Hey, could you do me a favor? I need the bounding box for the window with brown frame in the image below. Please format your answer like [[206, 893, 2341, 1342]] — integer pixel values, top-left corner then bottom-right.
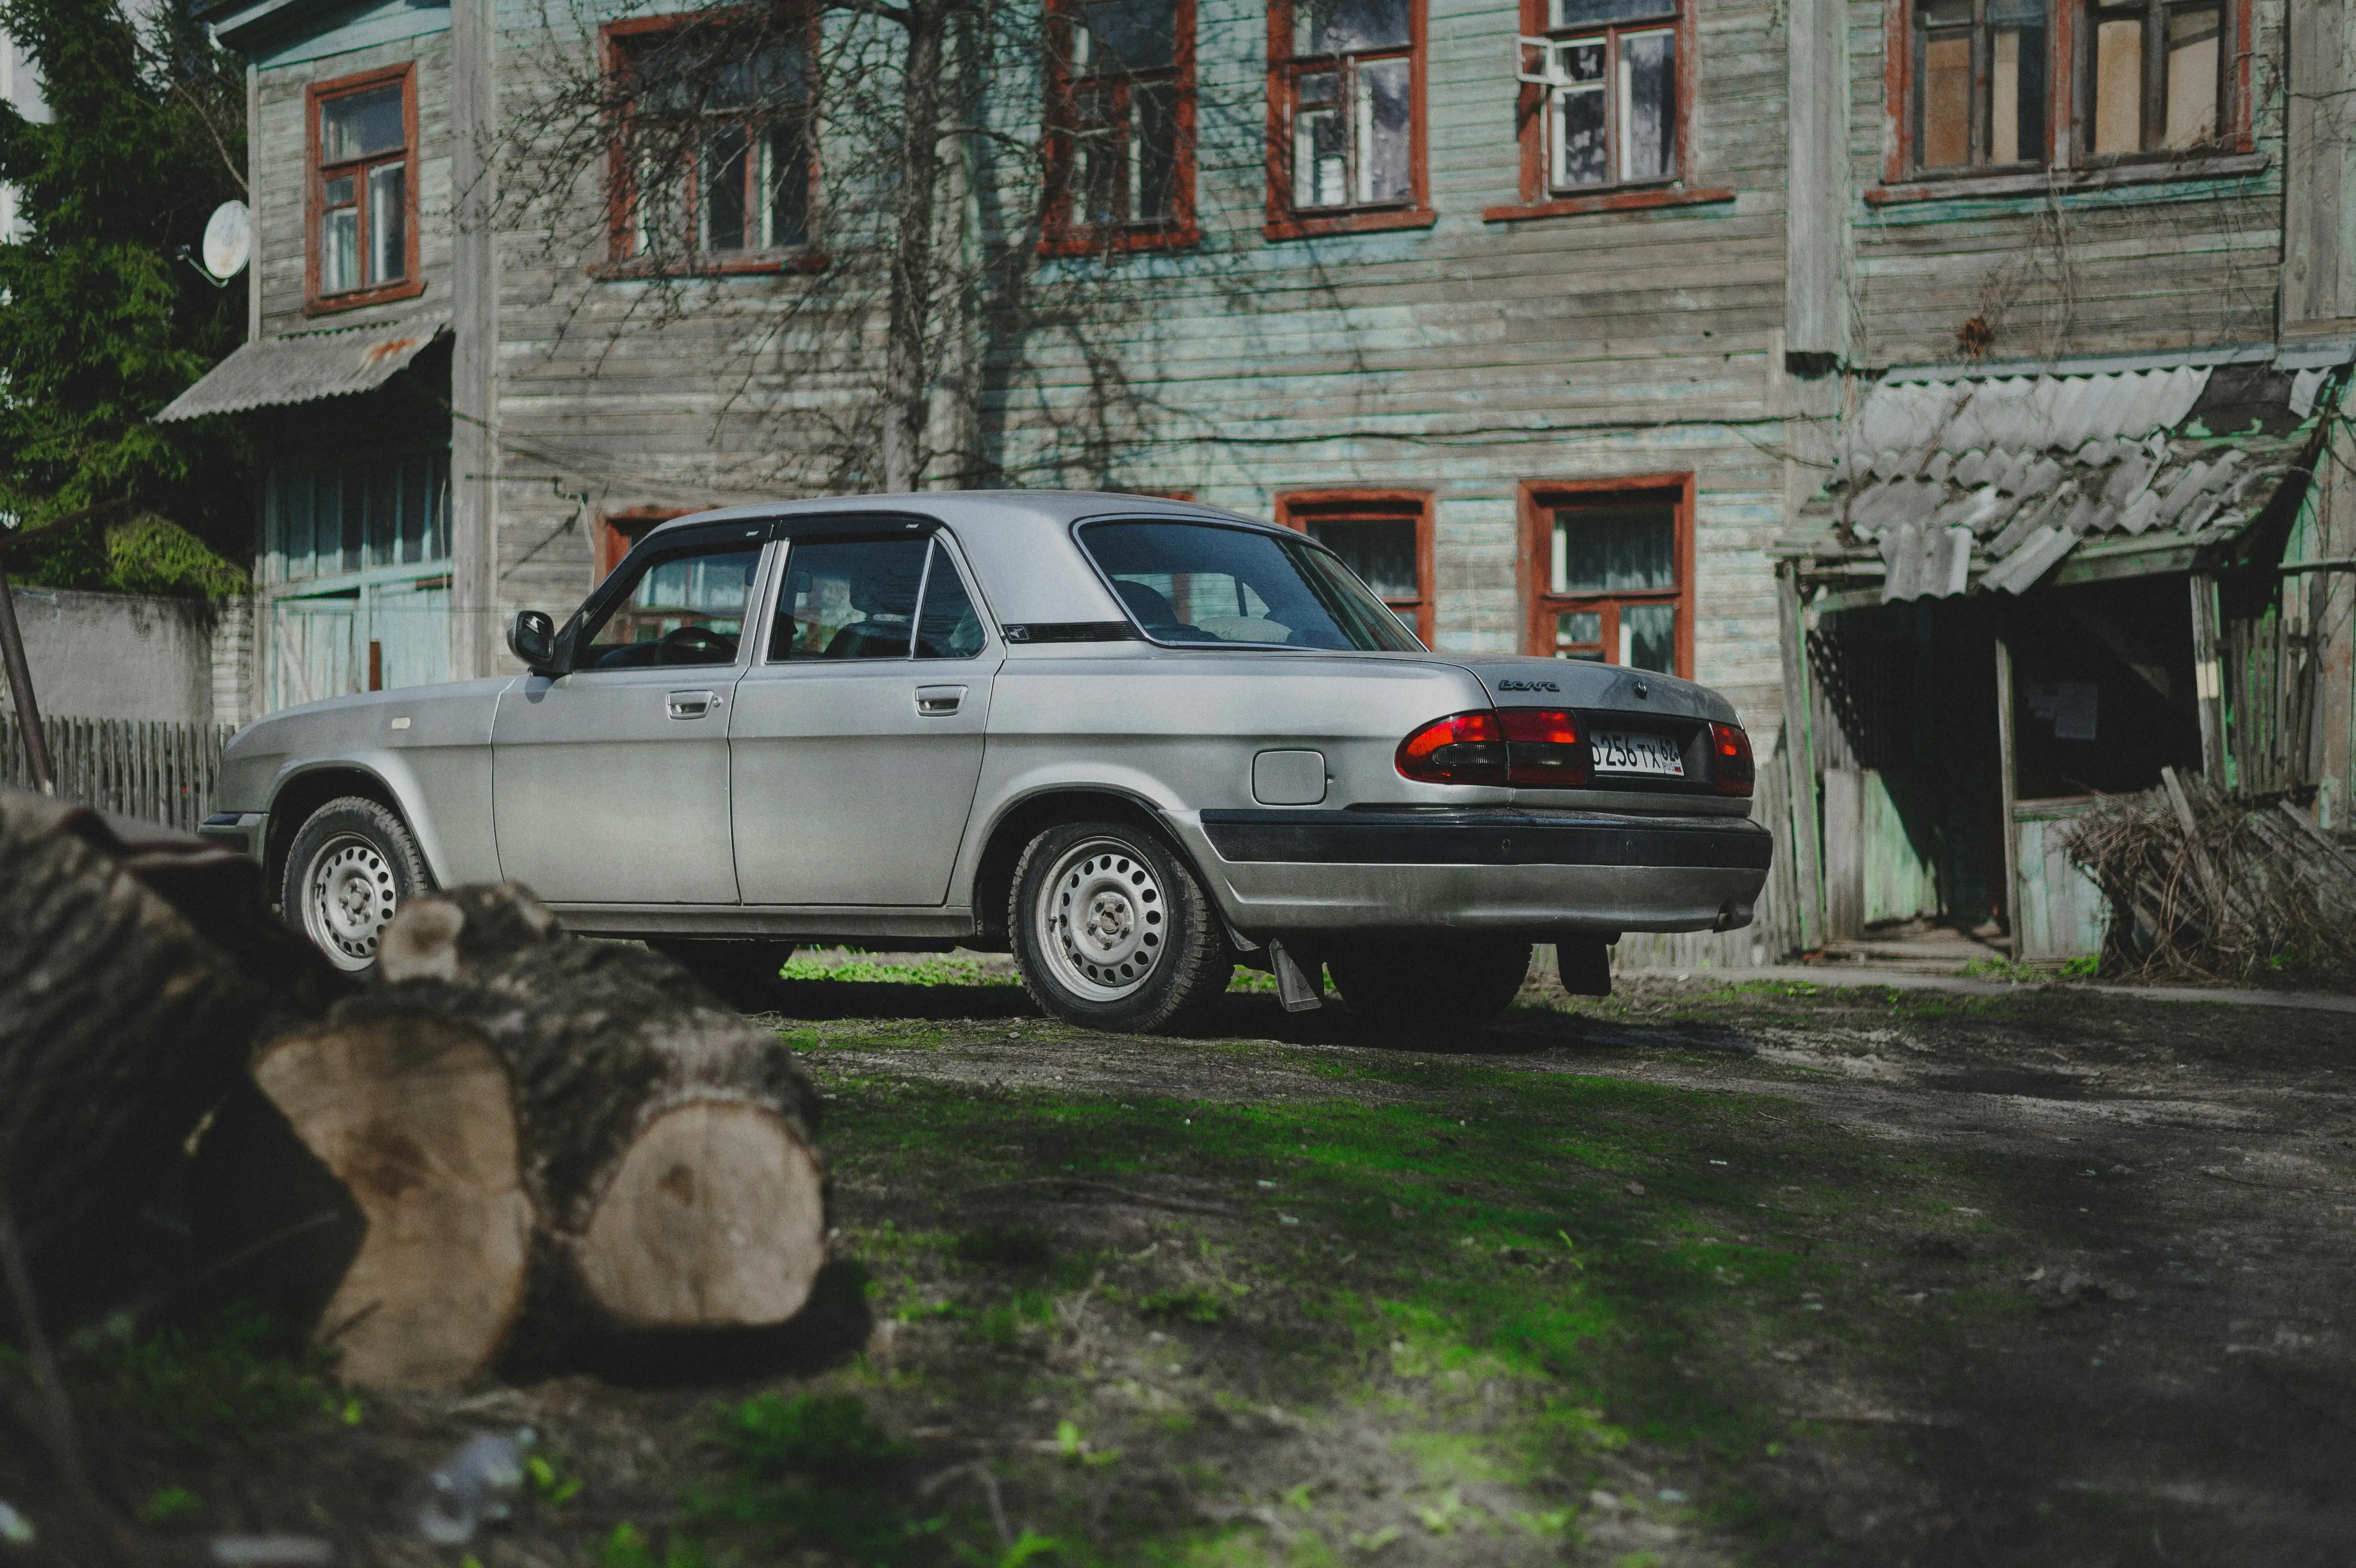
[[1890, 0, 2243, 179], [1045, 0, 1196, 252], [597, 508, 688, 581], [1521, 479, 1692, 678], [1516, 0, 1685, 194], [1278, 491, 1432, 647], [1265, 0, 1431, 238], [308, 66, 420, 311], [605, 12, 816, 267]]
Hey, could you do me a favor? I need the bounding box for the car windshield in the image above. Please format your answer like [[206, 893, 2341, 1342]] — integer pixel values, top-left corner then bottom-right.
[[1079, 521, 1423, 652]]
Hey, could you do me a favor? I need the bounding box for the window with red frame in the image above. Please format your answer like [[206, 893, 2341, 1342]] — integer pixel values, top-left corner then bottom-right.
[[607, 13, 814, 263], [597, 509, 687, 581], [1516, 0, 1683, 193], [309, 67, 418, 308], [1895, 0, 2241, 176], [1267, 0, 1427, 232], [1278, 491, 1432, 647], [1047, 0, 1194, 249], [1523, 480, 1691, 677]]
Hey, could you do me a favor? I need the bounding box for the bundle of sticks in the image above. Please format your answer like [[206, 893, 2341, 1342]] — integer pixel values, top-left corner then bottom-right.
[[2063, 767, 2356, 985]]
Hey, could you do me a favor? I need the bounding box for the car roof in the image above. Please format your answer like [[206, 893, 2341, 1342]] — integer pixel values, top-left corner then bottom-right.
[[642, 491, 1289, 628]]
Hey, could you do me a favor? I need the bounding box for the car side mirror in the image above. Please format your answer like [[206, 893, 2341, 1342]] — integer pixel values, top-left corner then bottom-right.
[[507, 610, 563, 675]]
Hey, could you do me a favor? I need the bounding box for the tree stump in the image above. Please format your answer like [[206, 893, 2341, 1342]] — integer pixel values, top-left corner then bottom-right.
[[248, 885, 830, 1386]]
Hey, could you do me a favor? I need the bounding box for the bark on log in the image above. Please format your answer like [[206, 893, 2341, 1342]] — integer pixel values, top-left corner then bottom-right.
[[0, 788, 338, 1319], [251, 885, 830, 1387]]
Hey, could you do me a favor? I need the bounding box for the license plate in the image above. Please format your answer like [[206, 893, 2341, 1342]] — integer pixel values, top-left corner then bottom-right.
[[1592, 730, 1686, 777]]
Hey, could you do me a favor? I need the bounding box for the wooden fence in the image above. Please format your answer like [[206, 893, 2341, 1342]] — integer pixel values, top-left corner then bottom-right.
[[0, 713, 238, 833]]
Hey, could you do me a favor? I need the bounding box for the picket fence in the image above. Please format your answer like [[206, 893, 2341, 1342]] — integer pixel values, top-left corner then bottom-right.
[[0, 713, 238, 833]]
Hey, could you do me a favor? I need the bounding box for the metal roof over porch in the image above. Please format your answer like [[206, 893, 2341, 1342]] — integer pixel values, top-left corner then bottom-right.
[[153, 318, 450, 423], [1788, 350, 2352, 604]]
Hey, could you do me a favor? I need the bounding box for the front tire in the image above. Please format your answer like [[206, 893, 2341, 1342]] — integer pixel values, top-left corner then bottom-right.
[[1009, 819, 1230, 1034], [281, 796, 431, 975], [1326, 936, 1533, 1039]]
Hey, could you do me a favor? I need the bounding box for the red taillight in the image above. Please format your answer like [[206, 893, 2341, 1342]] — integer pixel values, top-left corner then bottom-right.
[[1710, 721, 1755, 797], [1396, 710, 1505, 784], [1500, 708, 1589, 787]]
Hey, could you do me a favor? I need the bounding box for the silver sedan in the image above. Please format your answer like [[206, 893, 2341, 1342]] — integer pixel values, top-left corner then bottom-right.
[[202, 493, 1771, 1033]]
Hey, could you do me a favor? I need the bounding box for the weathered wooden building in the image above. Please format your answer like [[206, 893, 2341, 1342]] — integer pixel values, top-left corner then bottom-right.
[[162, 0, 2354, 961]]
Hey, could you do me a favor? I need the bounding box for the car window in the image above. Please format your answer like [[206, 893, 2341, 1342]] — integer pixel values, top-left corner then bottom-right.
[[771, 537, 928, 659], [916, 546, 986, 659], [579, 542, 762, 668], [1079, 520, 1422, 652]]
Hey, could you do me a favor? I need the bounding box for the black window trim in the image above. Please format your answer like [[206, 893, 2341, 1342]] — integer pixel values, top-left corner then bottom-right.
[[558, 520, 773, 673], [759, 519, 997, 665]]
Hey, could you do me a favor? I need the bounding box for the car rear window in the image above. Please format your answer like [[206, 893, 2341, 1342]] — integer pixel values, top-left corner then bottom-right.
[[1079, 520, 1423, 652]]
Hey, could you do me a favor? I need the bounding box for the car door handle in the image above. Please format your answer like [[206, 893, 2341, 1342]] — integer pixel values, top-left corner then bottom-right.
[[915, 684, 966, 717], [667, 689, 723, 720]]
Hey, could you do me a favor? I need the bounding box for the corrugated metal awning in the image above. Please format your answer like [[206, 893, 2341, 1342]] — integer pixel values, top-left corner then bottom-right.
[[153, 317, 449, 423], [1804, 352, 2352, 602]]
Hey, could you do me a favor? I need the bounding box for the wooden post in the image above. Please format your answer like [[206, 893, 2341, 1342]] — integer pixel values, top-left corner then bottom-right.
[[2190, 572, 2227, 787], [0, 566, 55, 795], [1994, 620, 2021, 960], [1774, 562, 1825, 951]]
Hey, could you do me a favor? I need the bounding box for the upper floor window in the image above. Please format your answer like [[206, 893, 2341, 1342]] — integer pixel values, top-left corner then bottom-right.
[[1519, 0, 1682, 192], [308, 67, 419, 310], [2089, 0, 2224, 155], [1897, 0, 2239, 177], [606, 13, 815, 267], [1265, 0, 1432, 238], [1521, 478, 1693, 677], [1046, 0, 1196, 252]]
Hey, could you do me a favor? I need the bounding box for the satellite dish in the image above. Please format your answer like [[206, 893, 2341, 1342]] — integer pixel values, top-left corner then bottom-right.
[[200, 200, 251, 281]]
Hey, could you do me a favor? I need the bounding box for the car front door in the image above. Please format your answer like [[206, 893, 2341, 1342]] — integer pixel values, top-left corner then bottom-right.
[[491, 523, 770, 904], [729, 525, 1000, 905]]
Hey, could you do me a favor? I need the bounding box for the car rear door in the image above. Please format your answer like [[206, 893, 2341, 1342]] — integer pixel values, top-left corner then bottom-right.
[[728, 521, 1001, 905], [490, 522, 770, 904]]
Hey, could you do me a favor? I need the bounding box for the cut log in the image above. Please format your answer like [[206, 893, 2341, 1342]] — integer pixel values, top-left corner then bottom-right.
[[0, 788, 334, 1319], [247, 885, 830, 1386]]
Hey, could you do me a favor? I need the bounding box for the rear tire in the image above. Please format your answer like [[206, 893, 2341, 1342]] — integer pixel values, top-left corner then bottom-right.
[[646, 940, 799, 1008], [1326, 936, 1533, 1040], [282, 796, 432, 976], [1009, 819, 1230, 1034]]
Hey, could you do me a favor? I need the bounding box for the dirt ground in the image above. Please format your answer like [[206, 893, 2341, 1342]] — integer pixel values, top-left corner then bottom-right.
[[18, 958, 2355, 1568]]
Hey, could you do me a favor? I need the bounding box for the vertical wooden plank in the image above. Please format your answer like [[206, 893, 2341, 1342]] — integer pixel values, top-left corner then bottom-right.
[[1774, 563, 1824, 950], [1994, 624, 2022, 961], [1786, 0, 1850, 361], [450, 0, 500, 684], [2190, 573, 2226, 787], [1822, 767, 1864, 940]]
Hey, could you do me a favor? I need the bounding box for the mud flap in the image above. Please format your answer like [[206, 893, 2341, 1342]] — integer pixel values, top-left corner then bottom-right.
[[1266, 939, 1325, 1012]]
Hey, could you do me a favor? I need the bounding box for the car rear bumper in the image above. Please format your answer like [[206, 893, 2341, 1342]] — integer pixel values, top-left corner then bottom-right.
[[1178, 807, 1773, 937]]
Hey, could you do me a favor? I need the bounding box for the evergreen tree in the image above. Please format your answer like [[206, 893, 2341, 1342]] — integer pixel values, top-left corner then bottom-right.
[[0, 0, 248, 590]]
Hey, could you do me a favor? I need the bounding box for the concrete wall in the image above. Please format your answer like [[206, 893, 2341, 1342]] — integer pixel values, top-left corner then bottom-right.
[[2, 588, 225, 723]]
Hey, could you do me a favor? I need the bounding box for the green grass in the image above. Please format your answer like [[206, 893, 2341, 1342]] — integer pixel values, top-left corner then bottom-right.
[[783, 950, 1021, 987]]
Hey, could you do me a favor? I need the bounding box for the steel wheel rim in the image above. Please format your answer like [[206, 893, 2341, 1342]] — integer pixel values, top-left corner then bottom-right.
[[303, 832, 398, 970], [1035, 837, 1167, 1002]]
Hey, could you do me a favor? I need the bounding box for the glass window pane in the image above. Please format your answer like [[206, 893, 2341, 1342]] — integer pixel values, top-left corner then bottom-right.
[[1550, 0, 1677, 24], [1621, 603, 1675, 673], [1617, 28, 1675, 180], [2164, 6, 2220, 148], [367, 162, 404, 282], [320, 204, 358, 294], [763, 124, 810, 247], [703, 125, 748, 250], [1555, 610, 1603, 659], [1553, 506, 1675, 594], [1296, 0, 1409, 56], [321, 85, 403, 163], [1135, 81, 1178, 219], [1920, 30, 1972, 167], [916, 547, 986, 659], [2094, 17, 2144, 153], [773, 538, 929, 660], [1304, 517, 1418, 601], [1082, 0, 1177, 72], [1990, 23, 2046, 163], [1553, 83, 1607, 186], [1295, 96, 1347, 207], [340, 470, 364, 574], [584, 544, 761, 667], [1356, 56, 1413, 203], [365, 461, 393, 567]]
